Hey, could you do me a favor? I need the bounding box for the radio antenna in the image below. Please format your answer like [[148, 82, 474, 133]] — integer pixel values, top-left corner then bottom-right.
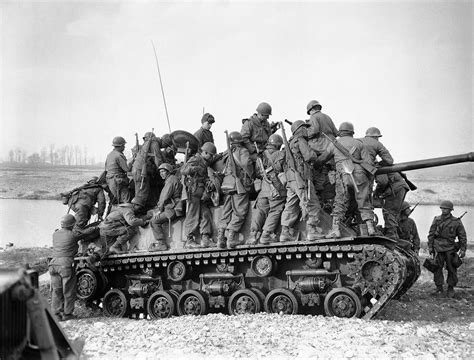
[[151, 40, 172, 133]]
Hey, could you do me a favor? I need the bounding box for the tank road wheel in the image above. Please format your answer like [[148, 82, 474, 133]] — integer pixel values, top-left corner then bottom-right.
[[167, 261, 187, 282], [103, 289, 129, 318], [250, 256, 275, 277], [177, 290, 208, 316], [76, 269, 103, 301], [168, 289, 180, 304], [147, 291, 175, 319], [324, 288, 362, 318], [228, 289, 261, 315], [250, 288, 266, 308], [264, 289, 299, 315]]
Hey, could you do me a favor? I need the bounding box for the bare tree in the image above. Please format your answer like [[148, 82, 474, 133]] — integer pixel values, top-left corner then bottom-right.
[[15, 147, 21, 162], [74, 145, 81, 166], [8, 150, 14, 162], [21, 150, 28, 163], [40, 147, 48, 163], [83, 146, 88, 166], [49, 144, 55, 165]]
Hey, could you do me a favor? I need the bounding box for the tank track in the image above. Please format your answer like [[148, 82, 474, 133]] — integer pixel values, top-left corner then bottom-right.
[[75, 236, 419, 320]]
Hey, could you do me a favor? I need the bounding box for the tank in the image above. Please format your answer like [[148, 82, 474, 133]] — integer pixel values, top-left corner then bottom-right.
[[74, 152, 473, 320]]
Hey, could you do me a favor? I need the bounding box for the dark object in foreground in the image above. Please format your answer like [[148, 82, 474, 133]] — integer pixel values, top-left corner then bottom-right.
[[423, 257, 441, 273], [0, 268, 83, 360]]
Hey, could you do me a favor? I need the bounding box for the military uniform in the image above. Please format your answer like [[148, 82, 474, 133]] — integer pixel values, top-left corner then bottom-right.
[[194, 127, 214, 146], [307, 110, 338, 140], [359, 136, 394, 167], [105, 149, 130, 204], [241, 114, 272, 156], [398, 216, 420, 253]]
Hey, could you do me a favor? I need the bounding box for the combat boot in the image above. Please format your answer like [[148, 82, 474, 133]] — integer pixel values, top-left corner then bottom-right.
[[247, 231, 261, 246], [226, 230, 240, 249], [307, 225, 325, 241], [431, 285, 444, 296], [217, 228, 226, 249], [200, 234, 211, 248], [260, 231, 272, 245], [325, 218, 341, 239], [150, 240, 169, 251], [447, 286, 455, 298], [366, 220, 376, 236], [184, 235, 202, 249], [279, 226, 293, 243]]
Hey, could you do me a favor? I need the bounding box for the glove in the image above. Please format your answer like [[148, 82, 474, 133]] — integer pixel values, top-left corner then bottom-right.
[[459, 249, 466, 259]]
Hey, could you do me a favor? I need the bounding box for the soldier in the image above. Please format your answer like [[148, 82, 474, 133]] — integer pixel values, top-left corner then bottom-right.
[[98, 197, 151, 254], [280, 121, 324, 242], [194, 113, 215, 146], [241, 102, 273, 158], [105, 136, 131, 204], [306, 100, 338, 140], [217, 132, 254, 249], [249, 134, 286, 245], [398, 201, 420, 254], [360, 127, 394, 167], [428, 200, 467, 298], [160, 133, 178, 165], [316, 122, 376, 238], [181, 142, 217, 248], [150, 163, 183, 251], [131, 132, 164, 210], [49, 214, 87, 321]]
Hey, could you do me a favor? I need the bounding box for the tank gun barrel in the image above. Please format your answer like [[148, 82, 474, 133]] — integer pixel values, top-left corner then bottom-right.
[[376, 152, 474, 175]]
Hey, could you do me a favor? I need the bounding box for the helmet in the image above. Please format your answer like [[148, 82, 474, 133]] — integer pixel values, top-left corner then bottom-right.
[[401, 201, 411, 212], [112, 136, 126, 147], [131, 197, 145, 207], [158, 163, 173, 173], [339, 122, 354, 133], [87, 176, 99, 184], [291, 120, 309, 134], [161, 134, 173, 148], [201, 113, 215, 124], [268, 134, 283, 149], [60, 214, 76, 228], [440, 200, 454, 210], [143, 132, 155, 140], [306, 100, 321, 115], [229, 131, 244, 144], [365, 127, 382, 137], [256, 102, 272, 116], [201, 142, 217, 155]]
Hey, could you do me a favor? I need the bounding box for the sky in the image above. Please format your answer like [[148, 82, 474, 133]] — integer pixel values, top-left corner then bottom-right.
[[0, 0, 472, 164]]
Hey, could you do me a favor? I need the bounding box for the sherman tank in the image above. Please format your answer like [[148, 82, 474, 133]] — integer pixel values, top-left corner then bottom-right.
[[74, 151, 473, 320]]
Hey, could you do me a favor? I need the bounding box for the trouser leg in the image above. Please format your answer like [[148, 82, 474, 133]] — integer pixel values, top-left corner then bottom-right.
[[354, 171, 374, 222], [227, 193, 250, 232], [382, 188, 406, 238], [218, 195, 233, 230], [251, 196, 270, 232], [49, 266, 64, 315], [199, 202, 213, 235], [331, 173, 349, 222], [281, 183, 301, 228], [61, 266, 76, 315], [263, 197, 286, 233], [433, 252, 446, 287], [184, 188, 204, 236], [445, 252, 458, 287]]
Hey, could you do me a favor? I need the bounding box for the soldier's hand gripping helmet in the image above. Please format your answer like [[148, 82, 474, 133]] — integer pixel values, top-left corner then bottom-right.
[[60, 214, 76, 229], [306, 100, 322, 115], [291, 120, 309, 134], [338, 122, 355, 134], [158, 163, 173, 173], [401, 201, 411, 212], [229, 131, 244, 145], [268, 134, 283, 149], [440, 200, 454, 210], [365, 127, 382, 137], [201, 142, 217, 155], [112, 136, 127, 147], [256, 102, 272, 116]]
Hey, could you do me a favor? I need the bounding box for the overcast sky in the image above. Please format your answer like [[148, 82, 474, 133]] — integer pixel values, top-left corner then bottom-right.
[[1, 0, 472, 164]]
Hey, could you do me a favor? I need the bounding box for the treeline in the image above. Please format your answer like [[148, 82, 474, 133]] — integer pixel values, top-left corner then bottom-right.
[[5, 145, 99, 166]]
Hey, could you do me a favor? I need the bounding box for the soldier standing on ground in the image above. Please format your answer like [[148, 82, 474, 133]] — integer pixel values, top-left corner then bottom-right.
[[181, 142, 217, 249], [398, 201, 420, 254], [49, 214, 87, 321], [241, 102, 273, 159], [427, 200, 467, 298], [194, 113, 215, 146], [105, 136, 131, 205], [150, 163, 183, 251]]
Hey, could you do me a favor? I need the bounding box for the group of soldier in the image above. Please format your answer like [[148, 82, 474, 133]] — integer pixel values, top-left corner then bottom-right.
[[49, 100, 468, 319]]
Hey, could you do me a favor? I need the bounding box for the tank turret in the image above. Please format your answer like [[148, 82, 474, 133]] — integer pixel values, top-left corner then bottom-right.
[[376, 152, 474, 175]]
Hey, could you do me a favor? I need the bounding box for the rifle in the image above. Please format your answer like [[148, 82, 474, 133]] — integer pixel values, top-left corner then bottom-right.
[[254, 141, 279, 198], [457, 211, 467, 220], [224, 130, 246, 195], [400, 172, 417, 191], [140, 130, 154, 189], [407, 202, 420, 217]]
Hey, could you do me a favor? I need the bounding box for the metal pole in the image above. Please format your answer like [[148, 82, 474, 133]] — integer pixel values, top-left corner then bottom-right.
[[151, 40, 172, 133]]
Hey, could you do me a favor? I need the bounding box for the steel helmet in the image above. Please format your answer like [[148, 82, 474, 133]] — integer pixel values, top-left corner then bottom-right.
[[291, 120, 309, 134], [60, 214, 76, 228], [161, 134, 173, 148], [143, 132, 155, 140], [158, 163, 173, 173], [365, 127, 382, 137], [112, 136, 126, 147], [87, 176, 99, 184], [256, 102, 272, 116], [201, 142, 217, 155], [131, 197, 145, 207], [440, 200, 454, 210], [339, 122, 354, 133], [229, 131, 244, 145], [401, 201, 411, 212], [306, 100, 322, 115], [268, 134, 283, 149]]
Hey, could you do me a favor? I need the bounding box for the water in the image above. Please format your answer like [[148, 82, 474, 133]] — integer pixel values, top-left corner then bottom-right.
[[0, 199, 472, 248]]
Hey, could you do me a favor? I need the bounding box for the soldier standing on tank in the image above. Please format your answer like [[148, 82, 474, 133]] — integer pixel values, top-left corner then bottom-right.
[[98, 197, 151, 254], [280, 121, 325, 242], [241, 102, 273, 159], [105, 136, 131, 205], [217, 132, 254, 249], [149, 163, 183, 251], [397, 201, 420, 254], [248, 134, 287, 245], [194, 113, 215, 147], [49, 214, 87, 321], [316, 122, 376, 238], [428, 200, 467, 298], [131, 132, 164, 211], [181, 142, 217, 249]]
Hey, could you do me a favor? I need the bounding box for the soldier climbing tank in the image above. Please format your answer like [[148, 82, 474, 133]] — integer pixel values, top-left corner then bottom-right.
[[74, 149, 473, 320]]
